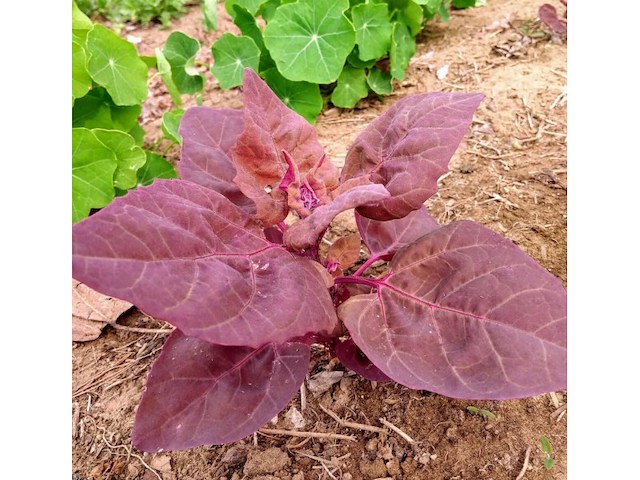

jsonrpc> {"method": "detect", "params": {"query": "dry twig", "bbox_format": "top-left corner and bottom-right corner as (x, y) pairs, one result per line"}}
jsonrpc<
(319, 404), (385, 433)
(379, 418), (416, 444)
(515, 447), (532, 480)
(259, 428), (356, 442)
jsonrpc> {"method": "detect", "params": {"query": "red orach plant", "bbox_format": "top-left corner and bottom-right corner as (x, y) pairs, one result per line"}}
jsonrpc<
(72, 69), (567, 452)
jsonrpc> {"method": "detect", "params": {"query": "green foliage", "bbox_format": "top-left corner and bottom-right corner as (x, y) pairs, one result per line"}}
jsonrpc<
(466, 405), (497, 420)
(76, 0), (188, 27)
(263, 0), (356, 84)
(162, 109), (186, 144)
(211, 33), (261, 89)
(163, 32), (205, 95)
(71, 2), (177, 223)
(193, 0), (473, 122)
(540, 435), (556, 470)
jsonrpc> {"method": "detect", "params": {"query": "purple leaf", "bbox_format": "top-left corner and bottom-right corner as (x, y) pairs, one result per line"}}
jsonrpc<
(133, 330), (310, 451)
(230, 69), (339, 226)
(335, 338), (392, 382)
(356, 206), (439, 259)
(340, 93), (484, 221)
(539, 4), (567, 33)
(338, 220), (566, 399)
(72, 180), (338, 347)
(178, 107), (255, 212)
(284, 184), (391, 252)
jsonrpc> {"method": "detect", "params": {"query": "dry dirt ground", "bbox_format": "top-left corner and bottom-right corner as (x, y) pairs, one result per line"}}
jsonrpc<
(72, 1), (567, 478)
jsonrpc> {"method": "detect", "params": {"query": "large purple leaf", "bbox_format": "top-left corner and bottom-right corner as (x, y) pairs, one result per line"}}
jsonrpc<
(340, 93), (484, 221)
(133, 330), (310, 451)
(335, 338), (392, 382)
(284, 184), (391, 251)
(230, 69), (338, 226)
(72, 180), (337, 347)
(338, 220), (566, 399)
(178, 107), (255, 212)
(356, 206), (439, 260)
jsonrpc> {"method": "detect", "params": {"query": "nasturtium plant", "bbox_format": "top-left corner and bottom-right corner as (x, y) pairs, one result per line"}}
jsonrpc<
(71, 1), (177, 223)
(199, 0), (476, 122)
(162, 31), (205, 95)
(72, 69), (567, 452)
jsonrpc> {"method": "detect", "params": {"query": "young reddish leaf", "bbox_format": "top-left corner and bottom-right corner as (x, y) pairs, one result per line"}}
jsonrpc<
(230, 69), (339, 226)
(284, 184), (390, 251)
(72, 180), (337, 347)
(132, 330), (310, 451)
(326, 233), (362, 273)
(335, 338), (392, 382)
(340, 93), (484, 220)
(338, 220), (566, 399)
(538, 4), (566, 33)
(178, 107), (255, 212)
(356, 206), (439, 259)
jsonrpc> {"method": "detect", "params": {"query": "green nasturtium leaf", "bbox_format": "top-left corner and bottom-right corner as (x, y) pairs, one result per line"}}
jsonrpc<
(162, 109), (185, 144)
(85, 24), (148, 106)
(137, 151), (178, 187)
(211, 34), (261, 90)
(397, 0), (424, 36)
(72, 87), (141, 134)
(163, 32), (204, 95)
(91, 129), (146, 190)
(72, 41), (92, 101)
(72, 1), (93, 43)
(367, 68), (393, 94)
(351, 3), (392, 61)
(347, 47), (376, 68)
(262, 68), (323, 124)
(331, 66), (369, 108)
(155, 48), (182, 105)
(72, 128), (117, 223)
(139, 55), (157, 69)
(420, 0), (443, 20)
(452, 0), (476, 8)
(232, 5), (276, 71)
(225, 0), (266, 17)
(203, 0), (218, 30)
(263, 0), (356, 84)
(390, 22), (415, 80)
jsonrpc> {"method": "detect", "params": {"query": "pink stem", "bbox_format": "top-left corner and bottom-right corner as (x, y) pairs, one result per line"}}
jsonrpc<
(334, 275), (382, 289)
(352, 255), (385, 277)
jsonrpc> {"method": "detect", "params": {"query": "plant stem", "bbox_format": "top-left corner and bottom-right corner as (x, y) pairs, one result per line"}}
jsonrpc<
(277, 221), (288, 233)
(334, 275), (381, 289)
(352, 255), (385, 277)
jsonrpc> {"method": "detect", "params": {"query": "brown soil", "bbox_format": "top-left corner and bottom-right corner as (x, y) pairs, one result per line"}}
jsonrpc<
(72, 1), (567, 479)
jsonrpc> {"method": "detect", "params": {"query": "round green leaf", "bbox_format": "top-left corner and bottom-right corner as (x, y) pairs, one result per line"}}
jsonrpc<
(232, 5), (276, 71)
(72, 128), (117, 223)
(155, 48), (182, 104)
(331, 66), (368, 108)
(347, 47), (376, 68)
(86, 24), (148, 106)
(163, 32), (204, 95)
(92, 129), (146, 190)
(367, 68), (392, 95)
(162, 109), (185, 144)
(72, 1), (93, 44)
(397, 0), (424, 36)
(390, 22), (415, 80)
(263, 0), (356, 84)
(137, 151), (178, 187)
(211, 34), (261, 90)
(352, 3), (392, 61)
(72, 87), (141, 133)
(262, 68), (323, 124)
(72, 41), (92, 101)
(225, 0), (266, 17)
